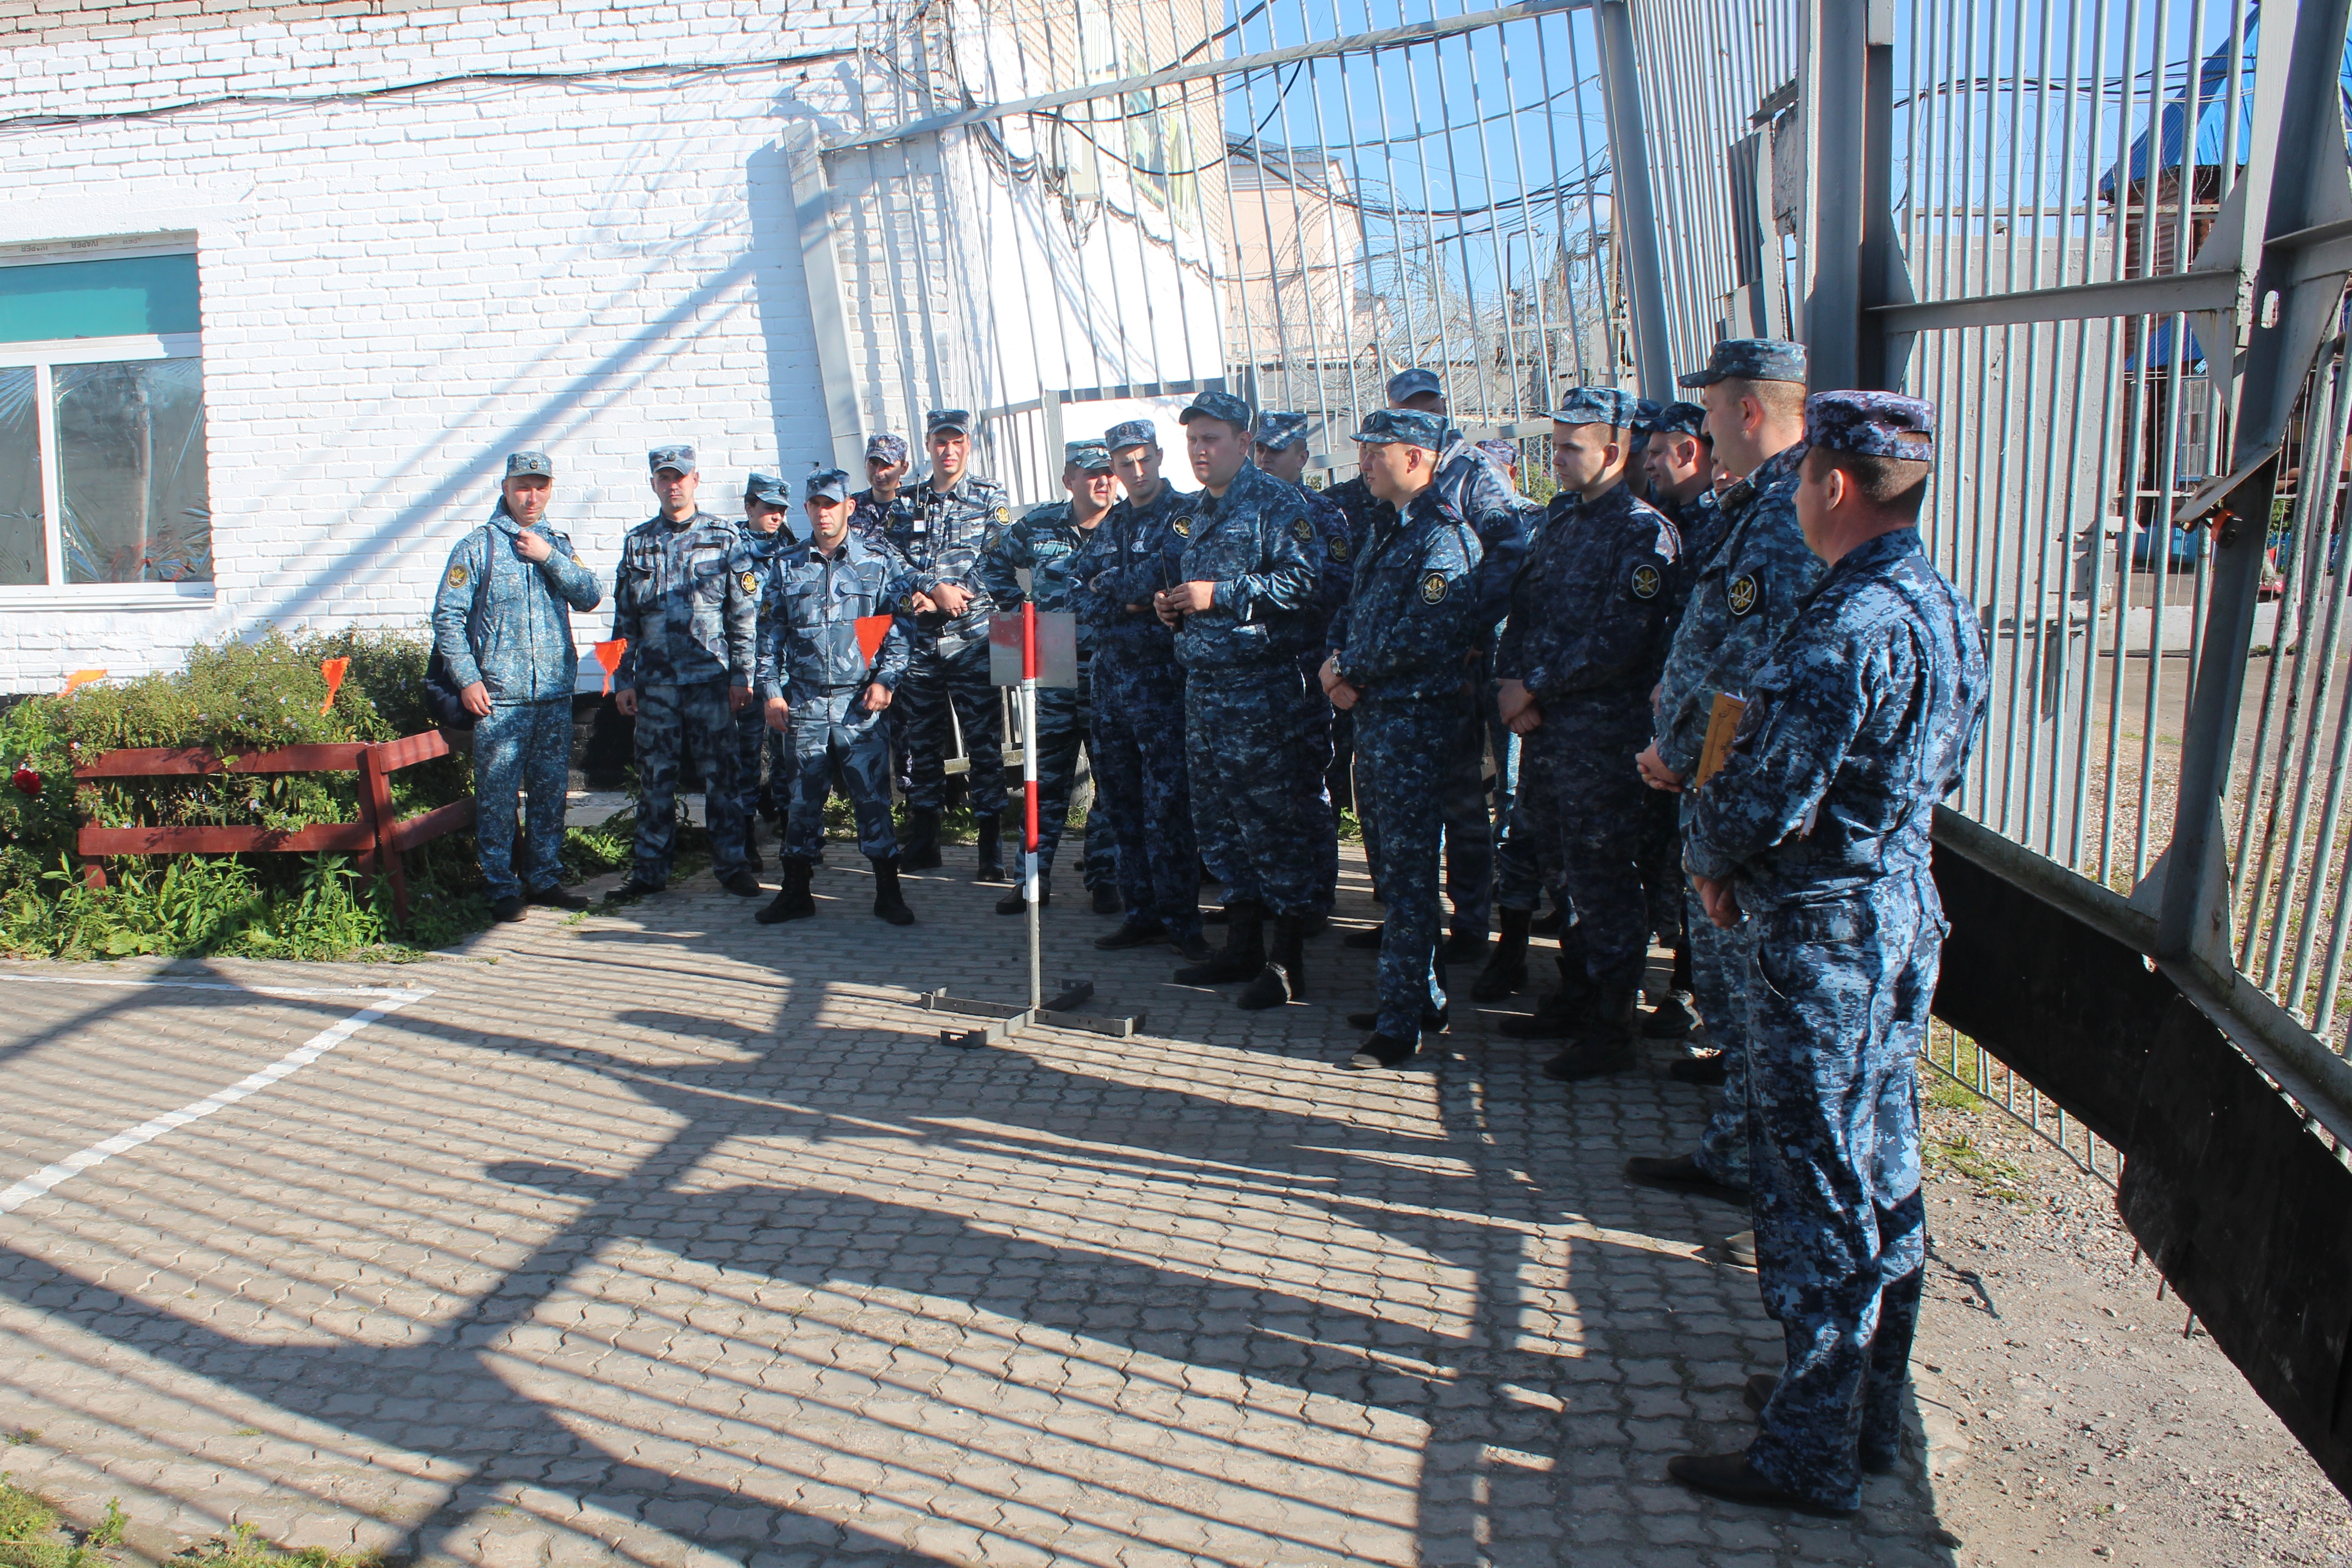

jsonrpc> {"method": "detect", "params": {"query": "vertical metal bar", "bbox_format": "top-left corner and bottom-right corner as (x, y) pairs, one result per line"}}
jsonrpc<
(1799, 0), (1868, 391)
(1458, 25), (1523, 422)
(2286, 354), (2352, 1011)
(1593, 0), (1673, 396)
(1491, 12), (1559, 411)
(1538, 14), (1600, 384)
(1990, 0), (2034, 837)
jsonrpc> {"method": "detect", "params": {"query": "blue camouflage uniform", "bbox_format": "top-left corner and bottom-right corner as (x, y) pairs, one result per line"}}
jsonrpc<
(1074, 423), (1203, 944)
(1651, 402), (1729, 614)
(1432, 429), (1534, 938)
(976, 446), (1119, 893)
(1658, 341), (1825, 1187)
(610, 445), (759, 889)
(1330, 411), (1483, 1050)
(882, 412), (1013, 830)
(432, 452), (604, 902)
(1682, 391), (1985, 1514)
(1172, 395), (1321, 925)
(1253, 411), (1352, 916)
(729, 473), (796, 843)
(1496, 389), (1679, 1021)
(757, 482), (915, 864)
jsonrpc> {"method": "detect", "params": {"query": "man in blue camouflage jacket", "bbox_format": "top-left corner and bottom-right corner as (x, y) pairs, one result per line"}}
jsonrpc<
(1494, 387), (1680, 1079)
(1626, 341), (1821, 1210)
(976, 439), (1122, 914)
(1074, 419), (1209, 961)
(433, 451), (604, 923)
(1250, 410), (1350, 920)
(1668, 391), (1986, 1519)
(728, 472), (795, 868)
(879, 410), (1013, 878)
(1159, 390), (1322, 1009)
(1320, 409), (1483, 1070)
(609, 444), (760, 899)
(753, 468), (919, 928)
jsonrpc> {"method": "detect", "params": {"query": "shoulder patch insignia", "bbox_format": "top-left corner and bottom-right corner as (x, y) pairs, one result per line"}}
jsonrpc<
(1420, 572), (1448, 605)
(446, 564), (469, 588)
(1727, 573), (1759, 616)
(1174, 518), (1191, 537)
(993, 507), (1011, 526)
(1293, 518), (1314, 543)
(739, 571), (759, 594)
(1631, 563), (1661, 600)
(1331, 537), (1350, 562)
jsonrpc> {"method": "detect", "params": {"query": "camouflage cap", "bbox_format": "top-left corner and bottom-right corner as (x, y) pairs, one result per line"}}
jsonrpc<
(1179, 389), (1253, 430)
(1251, 411), (1311, 452)
(805, 467), (853, 503)
(1475, 438), (1521, 469)
(865, 432), (909, 465)
(1631, 398), (1664, 435)
(648, 444), (696, 475)
(1549, 386), (1642, 427)
(924, 409), (972, 436)
(1678, 338), (1809, 388)
(1350, 408), (1448, 450)
(1804, 390), (1936, 461)
(1104, 418), (1159, 453)
(1386, 367), (1443, 404)
(745, 471), (790, 507)
(504, 451), (553, 480)
(1651, 401), (1709, 439)
(1064, 439), (1113, 472)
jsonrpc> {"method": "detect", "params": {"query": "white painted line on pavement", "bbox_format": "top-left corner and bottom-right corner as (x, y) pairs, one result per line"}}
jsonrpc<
(8, 975), (420, 999)
(0, 981), (431, 1215)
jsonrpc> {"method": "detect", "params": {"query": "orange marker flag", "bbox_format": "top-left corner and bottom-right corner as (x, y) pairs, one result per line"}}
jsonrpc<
(318, 656), (350, 714)
(853, 615), (893, 668)
(592, 639), (627, 696)
(59, 669), (106, 698)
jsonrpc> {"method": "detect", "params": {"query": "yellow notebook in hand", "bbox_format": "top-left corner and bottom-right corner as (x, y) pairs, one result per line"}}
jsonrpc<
(1694, 693), (1747, 787)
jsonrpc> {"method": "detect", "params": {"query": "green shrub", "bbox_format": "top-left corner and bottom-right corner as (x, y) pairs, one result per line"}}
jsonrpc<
(0, 627), (548, 960)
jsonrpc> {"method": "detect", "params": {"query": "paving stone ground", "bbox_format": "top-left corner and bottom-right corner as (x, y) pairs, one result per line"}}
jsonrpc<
(0, 840), (1964, 1567)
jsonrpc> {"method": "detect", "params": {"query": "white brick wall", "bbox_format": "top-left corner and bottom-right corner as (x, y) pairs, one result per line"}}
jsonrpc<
(0, 0), (1231, 695)
(0, 1), (876, 694)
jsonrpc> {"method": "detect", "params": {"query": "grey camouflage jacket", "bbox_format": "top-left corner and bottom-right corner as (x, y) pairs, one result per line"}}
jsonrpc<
(432, 507), (604, 705)
(610, 509), (758, 688)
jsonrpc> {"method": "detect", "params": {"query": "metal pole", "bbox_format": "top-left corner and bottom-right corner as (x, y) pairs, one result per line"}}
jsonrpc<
(1591, 0), (1670, 398)
(1800, 0), (1869, 391)
(1023, 594), (1042, 1013)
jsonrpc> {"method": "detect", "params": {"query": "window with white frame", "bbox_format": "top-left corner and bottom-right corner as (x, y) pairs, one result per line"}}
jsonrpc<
(0, 247), (211, 589)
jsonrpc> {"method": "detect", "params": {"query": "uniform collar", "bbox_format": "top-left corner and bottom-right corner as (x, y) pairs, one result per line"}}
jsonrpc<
(653, 507), (716, 533)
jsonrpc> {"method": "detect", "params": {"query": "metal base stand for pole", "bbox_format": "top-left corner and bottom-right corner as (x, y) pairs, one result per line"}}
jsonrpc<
(925, 590), (1138, 1051)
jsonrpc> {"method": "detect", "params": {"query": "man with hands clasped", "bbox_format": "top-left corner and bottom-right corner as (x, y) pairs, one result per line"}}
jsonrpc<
(754, 469), (917, 928)
(1319, 409), (1482, 1071)
(432, 451), (605, 923)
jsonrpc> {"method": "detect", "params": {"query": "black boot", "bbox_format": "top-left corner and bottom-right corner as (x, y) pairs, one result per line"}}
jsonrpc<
(1544, 986), (1640, 1080)
(756, 860), (816, 923)
(997, 873), (1048, 915)
(1342, 922), (1384, 950)
(1499, 984), (1595, 1039)
(973, 815), (1009, 883)
(1438, 921), (1486, 965)
(1343, 1031), (1418, 1071)
(1642, 990), (1701, 1039)
(900, 808), (943, 870)
(1472, 907), (1532, 1001)
(1237, 913), (1306, 1010)
(870, 856), (915, 925)
(1175, 901), (1265, 983)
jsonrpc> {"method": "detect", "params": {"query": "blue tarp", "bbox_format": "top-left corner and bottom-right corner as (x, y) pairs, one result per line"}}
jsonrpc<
(2097, 4), (2352, 199)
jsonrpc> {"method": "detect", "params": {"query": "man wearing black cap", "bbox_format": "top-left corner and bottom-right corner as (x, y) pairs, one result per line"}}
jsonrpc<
(1075, 418), (1209, 960)
(880, 410), (1013, 878)
(1627, 340), (1820, 1218)
(976, 439), (1123, 914)
(1669, 391), (1984, 1518)
(609, 444), (763, 900)
(1159, 389), (1321, 1009)
(730, 472), (795, 866)
(1494, 387), (1680, 1078)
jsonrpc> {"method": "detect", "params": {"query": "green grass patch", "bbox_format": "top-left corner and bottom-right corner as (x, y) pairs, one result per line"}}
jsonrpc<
(1925, 1131), (2031, 1203)
(168, 1523), (380, 1568)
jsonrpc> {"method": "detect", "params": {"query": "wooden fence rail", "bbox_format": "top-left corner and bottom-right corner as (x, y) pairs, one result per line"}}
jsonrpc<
(73, 729), (476, 924)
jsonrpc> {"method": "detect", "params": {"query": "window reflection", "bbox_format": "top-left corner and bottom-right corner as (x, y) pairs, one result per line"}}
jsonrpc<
(53, 357), (212, 585)
(0, 368), (39, 586)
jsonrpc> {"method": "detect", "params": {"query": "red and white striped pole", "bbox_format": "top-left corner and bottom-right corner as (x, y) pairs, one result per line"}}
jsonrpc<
(1022, 594), (1043, 1013)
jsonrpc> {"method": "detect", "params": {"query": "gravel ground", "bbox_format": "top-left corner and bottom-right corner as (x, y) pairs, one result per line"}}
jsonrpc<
(1916, 1084), (2352, 1567)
